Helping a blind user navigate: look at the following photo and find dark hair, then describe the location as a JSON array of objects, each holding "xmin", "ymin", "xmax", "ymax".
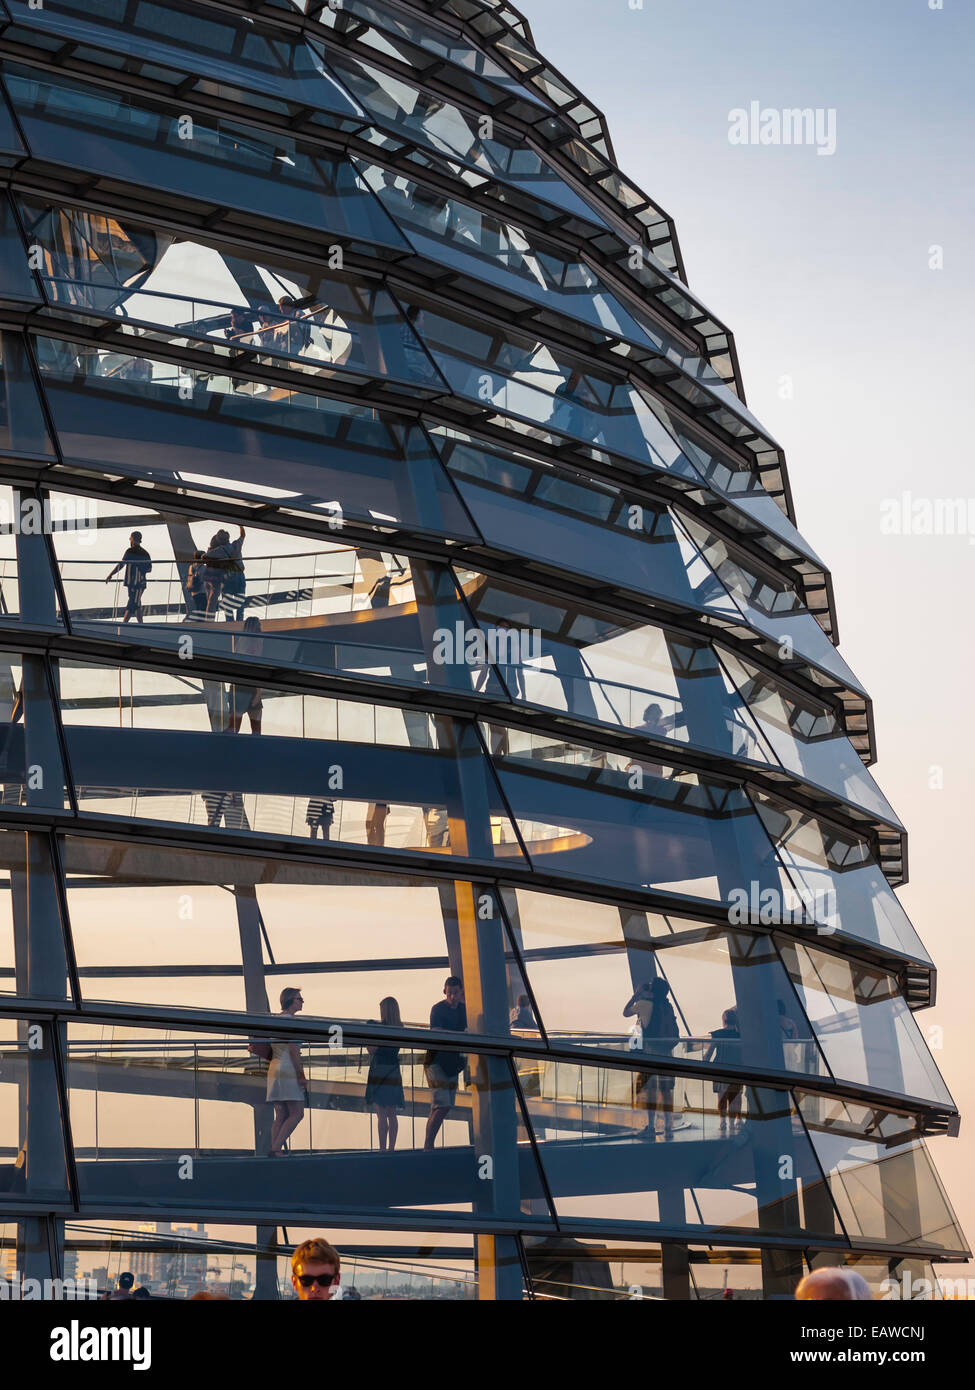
[
  {"xmin": 280, "ymin": 986, "xmax": 302, "ymax": 1010},
  {"xmin": 130, "ymin": 532, "xmax": 142, "ymax": 544},
  {"xmin": 243, "ymin": 616, "xmax": 261, "ymax": 633},
  {"xmin": 444, "ymin": 976, "xmax": 462, "ymax": 991},
  {"xmin": 380, "ymin": 996, "xmax": 401, "ymax": 1026},
  {"xmin": 650, "ymin": 976, "xmax": 671, "ymax": 997},
  {"xmin": 132, "ymin": 1287, "xmax": 151, "ymax": 1300},
  {"xmin": 118, "ymin": 1271, "xmax": 135, "ymax": 1290}
]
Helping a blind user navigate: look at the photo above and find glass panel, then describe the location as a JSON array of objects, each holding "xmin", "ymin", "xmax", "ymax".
[
  {"xmin": 438, "ymin": 435, "xmax": 727, "ymax": 609},
  {"xmin": 719, "ymin": 648, "xmax": 899, "ymax": 823},
  {"xmin": 66, "ymin": 1021, "xmax": 547, "ymax": 1219},
  {"xmin": 752, "ymin": 793, "xmax": 932, "ymax": 964},
  {"xmin": 0, "ymin": 486, "xmax": 20, "ymax": 621},
  {"xmin": 399, "ymin": 295, "xmax": 702, "ymax": 475},
  {"xmin": 21, "ymin": 203, "xmax": 446, "ymax": 391},
  {"xmin": 520, "ymin": 1064, "xmax": 838, "ymax": 1238},
  {"xmin": 60, "ymin": 673, "xmax": 524, "ymax": 862},
  {"xmin": 524, "ymin": 1235, "xmax": 665, "ymax": 1300},
  {"xmin": 485, "ymin": 725, "xmax": 793, "ymax": 904},
  {"xmin": 459, "ymin": 569, "xmax": 774, "ymax": 763},
  {"xmin": 0, "ymin": 332, "xmax": 55, "ymax": 457},
  {"xmin": 4, "ymin": 0, "xmax": 365, "ymax": 122},
  {"xmin": 798, "ymin": 1095, "xmax": 966, "ymax": 1251},
  {"xmin": 0, "ymin": 1014, "xmax": 70, "ymax": 1202},
  {"xmin": 780, "ymin": 939, "xmax": 953, "ymax": 1105},
  {"xmin": 674, "ymin": 513, "xmax": 867, "ymax": 697},
  {"xmin": 34, "ymin": 338, "xmax": 476, "ymax": 540},
  {"xmin": 3, "ymin": 66, "xmax": 408, "ymax": 250},
  {"xmin": 49, "ymin": 494, "xmax": 496, "ymax": 696},
  {"xmin": 62, "ymin": 835, "xmax": 515, "ymax": 1040},
  {"xmin": 362, "ymin": 167, "xmax": 655, "ymax": 353},
  {"xmin": 328, "ymin": 51, "xmax": 608, "ymax": 227},
  {"xmin": 0, "ymin": 193, "xmax": 42, "ymax": 306},
  {"xmin": 503, "ymin": 888, "xmax": 826, "ymax": 1078}
]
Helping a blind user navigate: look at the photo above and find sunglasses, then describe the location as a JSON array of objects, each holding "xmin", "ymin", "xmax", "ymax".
[{"xmin": 297, "ymin": 1273, "xmax": 338, "ymax": 1289}]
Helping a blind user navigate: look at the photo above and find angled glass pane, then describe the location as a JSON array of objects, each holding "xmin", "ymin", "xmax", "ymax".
[
  {"xmin": 503, "ymin": 887, "xmax": 827, "ymax": 1079},
  {"xmin": 34, "ymin": 337, "xmax": 476, "ymax": 539},
  {"xmin": 317, "ymin": 0, "xmax": 546, "ymax": 108},
  {"xmin": 484, "ymin": 725, "xmax": 792, "ymax": 905},
  {"xmin": 59, "ymin": 669, "xmax": 524, "ymax": 862},
  {"xmin": 328, "ymin": 50, "xmax": 608, "ymax": 227},
  {"xmin": 66, "ymin": 1020, "xmax": 548, "ymax": 1220},
  {"xmin": 0, "ymin": 1014, "xmax": 70, "ymax": 1202},
  {"xmin": 0, "ymin": 485, "xmax": 20, "ymax": 621},
  {"xmin": 752, "ymin": 792, "xmax": 931, "ymax": 965},
  {"xmin": 364, "ymin": 163, "xmax": 641, "ymax": 321},
  {"xmin": 524, "ymin": 1235, "xmax": 667, "ymax": 1300},
  {"xmin": 0, "ymin": 193, "xmax": 42, "ymax": 307},
  {"xmin": 21, "ymin": 203, "xmax": 446, "ymax": 392},
  {"xmin": 437, "ymin": 435, "xmax": 721, "ymax": 605},
  {"xmin": 798, "ymin": 1095, "xmax": 966, "ymax": 1252},
  {"xmin": 0, "ymin": 331, "xmax": 55, "ymax": 458},
  {"xmin": 718, "ymin": 647, "xmax": 900, "ymax": 824},
  {"xmin": 459, "ymin": 568, "xmax": 774, "ymax": 764},
  {"xmin": 3, "ymin": 66, "xmax": 408, "ymax": 251},
  {"xmin": 50, "ymin": 496, "xmax": 495, "ymax": 695},
  {"xmin": 0, "ymin": 827, "xmax": 71, "ymax": 1001},
  {"xmin": 3, "ymin": 0, "xmax": 366, "ymax": 122},
  {"xmin": 0, "ymin": 81, "xmax": 25, "ymax": 165},
  {"xmin": 779, "ymin": 940, "xmax": 952, "ymax": 1106},
  {"xmin": 520, "ymin": 1064, "xmax": 840, "ymax": 1239},
  {"xmin": 63, "ymin": 834, "xmax": 516, "ymax": 1044},
  {"xmin": 673, "ymin": 512, "xmax": 867, "ymax": 697}
]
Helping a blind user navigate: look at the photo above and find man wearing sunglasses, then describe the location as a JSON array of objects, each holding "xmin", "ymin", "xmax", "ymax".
[{"xmin": 291, "ymin": 1237, "xmax": 342, "ymax": 1301}]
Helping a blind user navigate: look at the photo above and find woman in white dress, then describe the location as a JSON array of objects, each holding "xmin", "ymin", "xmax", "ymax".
[{"xmin": 268, "ymin": 986, "xmax": 307, "ymax": 1156}]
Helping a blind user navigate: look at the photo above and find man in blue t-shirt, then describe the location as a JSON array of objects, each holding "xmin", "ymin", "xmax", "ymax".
[{"xmin": 424, "ymin": 976, "xmax": 467, "ymax": 1151}]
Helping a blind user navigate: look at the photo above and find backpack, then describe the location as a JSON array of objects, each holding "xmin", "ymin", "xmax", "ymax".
[{"xmin": 248, "ymin": 1040, "xmax": 272, "ymax": 1061}]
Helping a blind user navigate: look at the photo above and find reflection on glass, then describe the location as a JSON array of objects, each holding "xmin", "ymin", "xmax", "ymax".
[
  {"xmin": 61, "ymin": 688, "xmax": 527, "ymax": 860},
  {"xmin": 519, "ymin": 1063, "xmax": 836, "ymax": 1237},
  {"xmin": 484, "ymin": 724, "xmax": 792, "ymax": 903},
  {"xmin": 798, "ymin": 1095, "xmax": 966, "ymax": 1251},
  {"xmin": 4, "ymin": 66, "xmax": 407, "ymax": 249},
  {"xmin": 50, "ymin": 497, "xmax": 494, "ymax": 695},
  {"xmin": 66, "ymin": 1022, "xmax": 547, "ymax": 1219},
  {"xmin": 780, "ymin": 940, "xmax": 952, "ymax": 1105},
  {"xmin": 21, "ymin": 203, "xmax": 445, "ymax": 390},
  {"xmin": 34, "ymin": 337, "xmax": 475, "ymax": 539},
  {"xmin": 752, "ymin": 793, "xmax": 931, "ymax": 964}
]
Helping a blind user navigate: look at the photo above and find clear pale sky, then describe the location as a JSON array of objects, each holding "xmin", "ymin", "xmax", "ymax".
[{"xmin": 520, "ymin": 0, "xmax": 975, "ymax": 1274}]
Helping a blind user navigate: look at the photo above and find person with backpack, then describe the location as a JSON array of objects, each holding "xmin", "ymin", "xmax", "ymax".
[{"xmin": 623, "ymin": 976, "xmax": 680, "ymax": 1141}]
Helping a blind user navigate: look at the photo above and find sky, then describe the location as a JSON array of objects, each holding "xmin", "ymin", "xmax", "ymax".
[{"xmin": 519, "ymin": 0, "xmax": 975, "ymax": 1273}]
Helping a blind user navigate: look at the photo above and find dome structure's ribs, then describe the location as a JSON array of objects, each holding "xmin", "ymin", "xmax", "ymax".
[{"xmin": 0, "ymin": 0, "xmax": 965, "ymax": 1301}]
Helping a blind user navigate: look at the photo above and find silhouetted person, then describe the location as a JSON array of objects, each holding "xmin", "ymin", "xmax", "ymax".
[
  {"xmin": 228, "ymin": 617, "xmax": 263, "ymax": 733},
  {"xmin": 268, "ymin": 986, "xmax": 307, "ymax": 1157},
  {"xmin": 365, "ymin": 801, "xmax": 390, "ymax": 846},
  {"xmin": 203, "ymin": 525, "xmax": 246, "ymax": 620},
  {"xmin": 106, "ymin": 531, "xmax": 151, "ymax": 624},
  {"xmin": 623, "ymin": 977, "xmax": 679, "ymax": 1140},
  {"xmin": 306, "ymin": 796, "xmax": 336, "ymax": 840},
  {"xmin": 366, "ymin": 996, "xmax": 405, "ymax": 1152},
  {"xmin": 424, "ymin": 976, "xmax": 466, "ymax": 1150},
  {"xmin": 510, "ymin": 995, "xmax": 538, "ymax": 1030},
  {"xmin": 705, "ymin": 1007, "xmax": 743, "ymax": 1133},
  {"xmin": 185, "ymin": 550, "xmax": 207, "ymax": 617}
]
